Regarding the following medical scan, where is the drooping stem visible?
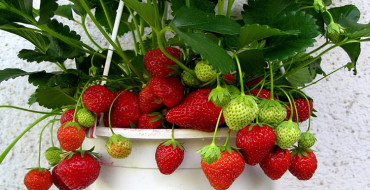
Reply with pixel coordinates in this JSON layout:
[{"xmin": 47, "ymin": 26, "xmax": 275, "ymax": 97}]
[
  {"xmin": 218, "ymin": 0, "xmax": 225, "ymax": 15},
  {"xmin": 268, "ymin": 61, "xmax": 274, "ymax": 100},
  {"xmin": 234, "ymin": 54, "xmax": 245, "ymax": 94},
  {"xmin": 292, "ymin": 90, "xmax": 312, "ymax": 131},
  {"xmin": 276, "ymin": 87, "xmax": 294, "ymax": 121},
  {"xmin": 81, "ymin": 16, "xmax": 104, "ymax": 51},
  {"xmin": 170, "ymin": 124, "xmax": 175, "ymax": 141},
  {"xmin": 0, "ymin": 105, "xmax": 58, "ymax": 115},
  {"xmin": 211, "ymin": 109, "xmax": 224, "ymax": 145},
  {"xmin": 127, "ymin": 7, "xmax": 146, "ymax": 54},
  {"xmin": 300, "ymin": 64, "xmax": 348, "ymax": 90},
  {"xmin": 222, "ymin": 130, "xmax": 231, "ymax": 147},
  {"xmin": 226, "ymin": 0, "xmax": 235, "ymax": 18},
  {"xmin": 0, "ymin": 114, "xmax": 53, "ymax": 164},
  {"xmin": 38, "ymin": 121, "xmax": 51, "ymax": 169}
]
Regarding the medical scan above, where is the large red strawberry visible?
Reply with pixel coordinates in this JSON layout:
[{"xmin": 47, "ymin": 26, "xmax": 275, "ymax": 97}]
[
  {"xmin": 82, "ymin": 85, "xmax": 115, "ymax": 113},
  {"xmin": 57, "ymin": 122, "xmax": 85, "ymax": 151},
  {"xmin": 138, "ymin": 113, "xmax": 162, "ymax": 129},
  {"xmin": 24, "ymin": 169, "xmax": 53, "ymax": 190},
  {"xmin": 52, "ymin": 165, "xmax": 72, "ymax": 190},
  {"xmin": 236, "ymin": 124, "xmax": 276, "ymax": 165},
  {"xmin": 259, "ymin": 146, "xmax": 292, "ymax": 180},
  {"xmin": 289, "ymin": 150, "xmax": 317, "ymax": 180},
  {"xmin": 166, "ymin": 88, "xmax": 224, "ymax": 132},
  {"xmin": 60, "ymin": 109, "xmax": 78, "ymax": 124},
  {"xmin": 286, "ymin": 98, "xmax": 313, "ymax": 122},
  {"xmin": 57, "ymin": 152, "xmax": 101, "ymax": 189},
  {"xmin": 148, "ymin": 76, "xmax": 184, "ymax": 108},
  {"xmin": 155, "ymin": 139, "xmax": 184, "ymax": 175},
  {"xmin": 104, "ymin": 90, "xmax": 141, "ymax": 128},
  {"xmin": 138, "ymin": 86, "xmax": 163, "ymax": 113},
  {"xmin": 201, "ymin": 149, "xmax": 245, "ymax": 190},
  {"xmin": 144, "ymin": 47, "xmax": 181, "ymax": 77}
]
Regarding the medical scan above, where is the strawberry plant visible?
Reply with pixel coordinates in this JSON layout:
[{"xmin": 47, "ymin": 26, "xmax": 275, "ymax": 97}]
[{"xmin": 0, "ymin": 0, "xmax": 369, "ymax": 189}]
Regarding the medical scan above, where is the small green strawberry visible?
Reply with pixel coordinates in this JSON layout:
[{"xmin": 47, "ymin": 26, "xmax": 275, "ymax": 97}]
[
  {"xmin": 45, "ymin": 147, "xmax": 63, "ymax": 166},
  {"xmin": 195, "ymin": 60, "xmax": 217, "ymax": 82},
  {"xmin": 181, "ymin": 70, "xmax": 202, "ymax": 88},
  {"xmin": 223, "ymin": 95, "xmax": 259, "ymax": 131},
  {"xmin": 298, "ymin": 131, "xmax": 316, "ymax": 149},
  {"xmin": 77, "ymin": 108, "xmax": 95, "ymax": 127},
  {"xmin": 258, "ymin": 99, "xmax": 287, "ymax": 127},
  {"xmin": 106, "ymin": 134, "xmax": 132, "ymax": 159},
  {"xmin": 326, "ymin": 22, "xmax": 345, "ymax": 43},
  {"xmin": 275, "ymin": 120, "xmax": 301, "ymax": 149},
  {"xmin": 208, "ymin": 76, "xmax": 231, "ymax": 107}
]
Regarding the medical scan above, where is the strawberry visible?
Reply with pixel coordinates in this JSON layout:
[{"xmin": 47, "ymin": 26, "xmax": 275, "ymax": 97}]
[
  {"xmin": 77, "ymin": 108, "xmax": 95, "ymax": 127},
  {"xmin": 166, "ymin": 88, "xmax": 224, "ymax": 132},
  {"xmin": 201, "ymin": 149, "xmax": 245, "ymax": 190},
  {"xmin": 104, "ymin": 90, "xmax": 141, "ymax": 128},
  {"xmin": 289, "ymin": 150, "xmax": 317, "ymax": 180},
  {"xmin": 181, "ymin": 70, "xmax": 202, "ymax": 88},
  {"xmin": 138, "ymin": 85, "xmax": 163, "ymax": 113},
  {"xmin": 148, "ymin": 76, "xmax": 184, "ymax": 108},
  {"xmin": 82, "ymin": 85, "xmax": 115, "ymax": 113},
  {"xmin": 286, "ymin": 98, "xmax": 313, "ymax": 122},
  {"xmin": 236, "ymin": 124, "xmax": 276, "ymax": 165},
  {"xmin": 52, "ymin": 165, "xmax": 72, "ymax": 190},
  {"xmin": 57, "ymin": 122, "xmax": 85, "ymax": 151},
  {"xmin": 248, "ymin": 88, "xmax": 274, "ymax": 100},
  {"xmin": 57, "ymin": 152, "xmax": 100, "ymax": 189},
  {"xmin": 60, "ymin": 109, "xmax": 77, "ymax": 124},
  {"xmin": 245, "ymin": 76, "xmax": 263, "ymax": 87},
  {"xmin": 275, "ymin": 120, "xmax": 301, "ymax": 149},
  {"xmin": 298, "ymin": 131, "xmax": 316, "ymax": 149},
  {"xmin": 45, "ymin": 147, "xmax": 63, "ymax": 166},
  {"xmin": 155, "ymin": 139, "xmax": 184, "ymax": 175},
  {"xmin": 195, "ymin": 60, "xmax": 217, "ymax": 82},
  {"xmin": 208, "ymin": 83, "xmax": 231, "ymax": 107},
  {"xmin": 24, "ymin": 169, "xmax": 53, "ymax": 190},
  {"xmin": 222, "ymin": 73, "xmax": 235, "ymax": 84},
  {"xmin": 144, "ymin": 47, "xmax": 181, "ymax": 77},
  {"xmin": 223, "ymin": 95, "xmax": 259, "ymax": 131},
  {"xmin": 257, "ymin": 99, "xmax": 287, "ymax": 127},
  {"xmin": 259, "ymin": 146, "xmax": 292, "ymax": 180},
  {"xmin": 138, "ymin": 113, "xmax": 162, "ymax": 129},
  {"xmin": 106, "ymin": 134, "xmax": 132, "ymax": 159}
]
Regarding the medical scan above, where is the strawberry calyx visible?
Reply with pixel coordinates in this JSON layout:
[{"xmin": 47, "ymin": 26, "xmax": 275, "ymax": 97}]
[
  {"xmin": 197, "ymin": 143, "xmax": 221, "ymax": 164},
  {"xmin": 161, "ymin": 139, "xmax": 184, "ymax": 151},
  {"xmin": 106, "ymin": 134, "xmax": 130, "ymax": 147},
  {"xmin": 258, "ymin": 99, "xmax": 285, "ymax": 110},
  {"xmin": 208, "ymin": 77, "xmax": 231, "ymax": 107},
  {"xmin": 26, "ymin": 167, "xmax": 50, "ymax": 173},
  {"xmin": 235, "ymin": 94, "xmax": 258, "ymax": 108},
  {"xmin": 63, "ymin": 121, "xmax": 82, "ymax": 131},
  {"xmin": 146, "ymin": 112, "xmax": 164, "ymax": 123},
  {"xmin": 63, "ymin": 147, "xmax": 100, "ymax": 160},
  {"xmin": 291, "ymin": 146, "xmax": 314, "ymax": 158}
]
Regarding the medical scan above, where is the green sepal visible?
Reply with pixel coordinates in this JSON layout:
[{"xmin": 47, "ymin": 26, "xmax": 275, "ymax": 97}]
[
  {"xmin": 63, "ymin": 146, "xmax": 100, "ymax": 159},
  {"xmin": 208, "ymin": 85, "xmax": 231, "ymax": 107},
  {"xmin": 63, "ymin": 121, "xmax": 81, "ymax": 130},
  {"xmin": 258, "ymin": 99, "xmax": 284, "ymax": 110},
  {"xmin": 219, "ymin": 145, "xmax": 241, "ymax": 156},
  {"xmin": 106, "ymin": 134, "xmax": 129, "ymax": 147},
  {"xmin": 161, "ymin": 139, "xmax": 184, "ymax": 151},
  {"xmin": 147, "ymin": 112, "xmax": 163, "ymax": 123},
  {"xmin": 235, "ymin": 94, "xmax": 258, "ymax": 109},
  {"xmin": 26, "ymin": 167, "xmax": 50, "ymax": 173},
  {"xmin": 290, "ymin": 146, "xmax": 314, "ymax": 158},
  {"xmin": 197, "ymin": 143, "xmax": 221, "ymax": 164}
]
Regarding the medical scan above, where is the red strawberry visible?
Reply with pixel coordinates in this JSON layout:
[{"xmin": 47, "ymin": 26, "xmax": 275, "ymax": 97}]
[
  {"xmin": 289, "ymin": 150, "xmax": 317, "ymax": 180},
  {"xmin": 259, "ymin": 146, "xmax": 292, "ymax": 180},
  {"xmin": 52, "ymin": 166, "xmax": 72, "ymax": 190},
  {"xmin": 166, "ymin": 88, "xmax": 224, "ymax": 132},
  {"xmin": 286, "ymin": 98, "xmax": 313, "ymax": 122},
  {"xmin": 138, "ymin": 113, "xmax": 162, "ymax": 129},
  {"xmin": 57, "ymin": 152, "xmax": 100, "ymax": 189},
  {"xmin": 57, "ymin": 122, "xmax": 85, "ymax": 151},
  {"xmin": 245, "ymin": 77, "xmax": 263, "ymax": 87},
  {"xmin": 144, "ymin": 47, "xmax": 181, "ymax": 77},
  {"xmin": 155, "ymin": 140, "xmax": 184, "ymax": 175},
  {"xmin": 222, "ymin": 73, "xmax": 235, "ymax": 84},
  {"xmin": 247, "ymin": 88, "xmax": 274, "ymax": 100},
  {"xmin": 60, "ymin": 109, "xmax": 78, "ymax": 124},
  {"xmin": 104, "ymin": 90, "xmax": 141, "ymax": 128},
  {"xmin": 201, "ymin": 150, "xmax": 245, "ymax": 190},
  {"xmin": 82, "ymin": 85, "xmax": 115, "ymax": 113},
  {"xmin": 24, "ymin": 169, "xmax": 53, "ymax": 190},
  {"xmin": 149, "ymin": 76, "xmax": 184, "ymax": 108},
  {"xmin": 236, "ymin": 124, "xmax": 276, "ymax": 165},
  {"xmin": 138, "ymin": 86, "xmax": 163, "ymax": 113}
]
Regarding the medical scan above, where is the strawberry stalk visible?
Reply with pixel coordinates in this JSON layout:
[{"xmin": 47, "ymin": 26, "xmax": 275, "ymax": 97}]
[
  {"xmin": 268, "ymin": 61, "xmax": 275, "ymax": 100},
  {"xmin": 218, "ymin": 0, "xmax": 225, "ymax": 15},
  {"xmin": 276, "ymin": 87, "xmax": 294, "ymax": 121},
  {"xmin": 37, "ymin": 120, "xmax": 57, "ymax": 171},
  {"xmin": 226, "ymin": 0, "xmax": 235, "ymax": 18},
  {"xmin": 234, "ymin": 54, "xmax": 245, "ymax": 94},
  {"xmin": 0, "ymin": 105, "xmax": 59, "ymax": 115}
]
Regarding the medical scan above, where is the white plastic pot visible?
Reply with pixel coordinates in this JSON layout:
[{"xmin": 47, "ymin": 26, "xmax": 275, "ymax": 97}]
[{"xmin": 83, "ymin": 127, "xmax": 279, "ymax": 190}]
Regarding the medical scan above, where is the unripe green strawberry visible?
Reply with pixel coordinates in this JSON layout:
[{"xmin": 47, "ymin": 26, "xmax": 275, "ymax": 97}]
[
  {"xmin": 181, "ymin": 70, "xmax": 202, "ymax": 88},
  {"xmin": 298, "ymin": 131, "xmax": 316, "ymax": 149},
  {"xmin": 77, "ymin": 108, "xmax": 95, "ymax": 127},
  {"xmin": 45, "ymin": 147, "xmax": 63, "ymax": 166},
  {"xmin": 326, "ymin": 22, "xmax": 345, "ymax": 43},
  {"xmin": 258, "ymin": 100, "xmax": 287, "ymax": 127},
  {"xmin": 208, "ymin": 85, "xmax": 231, "ymax": 107},
  {"xmin": 106, "ymin": 134, "xmax": 132, "ymax": 159},
  {"xmin": 223, "ymin": 95, "xmax": 259, "ymax": 131},
  {"xmin": 195, "ymin": 61, "xmax": 217, "ymax": 82},
  {"xmin": 275, "ymin": 120, "xmax": 301, "ymax": 149}
]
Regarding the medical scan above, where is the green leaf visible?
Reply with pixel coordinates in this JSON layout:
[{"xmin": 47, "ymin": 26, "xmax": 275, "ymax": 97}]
[
  {"xmin": 238, "ymin": 24, "xmax": 292, "ymax": 50},
  {"xmin": 170, "ymin": 23, "xmax": 236, "ymax": 74},
  {"xmin": 18, "ymin": 49, "xmax": 66, "ymax": 63},
  {"xmin": 170, "ymin": 0, "xmax": 215, "ymax": 15},
  {"xmin": 5, "ymin": 0, "xmax": 33, "ymax": 17},
  {"xmin": 28, "ymin": 92, "xmax": 38, "ymax": 105},
  {"xmin": 0, "ymin": 9, "xmax": 29, "ymax": 24},
  {"xmin": 286, "ymin": 66, "xmax": 315, "ymax": 87},
  {"xmin": 95, "ymin": 2, "xmax": 130, "ymax": 36},
  {"xmin": 340, "ymin": 42, "xmax": 361, "ymax": 74},
  {"xmin": 0, "ymin": 68, "xmax": 27, "ymax": 83},
  {"xmin": 123, "ymin": 0, "xmax": 156, "ymax": 28},
  {"xmin": 171, "ymin": 7, "xmax": 240, "ymax": 35},
  {"xmin": 38, "ymin": 0, "xmax": 58, "ymax": 25},
  {"xmin": 35, "ymin": 87, "xmax": 76, "ymax": 109},
  {"xmin": 54, "ymin": 5, "xmax": 75, "ymax": 20},
  {"xmin": 237, "ymin": 50, "xmax": 266, "ymax": 76},
  {"xmin": 28, "ymin": 71, "xmax": 55, "ymax": 87}
]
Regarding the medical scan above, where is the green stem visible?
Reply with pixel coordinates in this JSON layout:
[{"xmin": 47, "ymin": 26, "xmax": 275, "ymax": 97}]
[
  {"xmin": 211, "ymin": 109, "xmax": 224, "ymax": 145},
  {"xmin": 300, "ymin": 64, "xmax": 348, "ymax": 90},
  {"xmin": 268, "ymin": 61, "xmax": 274, "ymax": 100},
  {"xmin": 276, "ymin": 87, "xmax": 294, "ymax": 121},
  {"xmin": 0, "ymin": 114, "xmax": 53, "ymax": 164},
  {"xmin": 152, "ymin": 0, "xmax": 162, "ymax": 31},
  {"xmin": 226, "ymin": 0, "xmax": 235, "ymax": 18},
  {"xmin": 81, "ymin": 16, "xmax": 104, "ymax": 50},
  {"xmin": 100, "ymin": 0, "xmax": 114, "ymax": 31},
  {"xmin": 170, "ymin": 124, "xmax": 175, "ymax": 141},
  {"xmin": 218, "ymin": 0, "xmax": 225, "ymax": 15},
  {"xmin": 107, "ymin": 89, "xmax": 132, "ymax": 135},
  {"xmin": 50, "ymin": 119, "xmax": 55, "ymax": 147},
  {"xmin": 0, "ymin": 105, "xmax": 60, "ymax": 115},
  {"xmin": 222, "ymin": 130, "xmax": 231, "ymax": 147},
  {"xmin": 128, "ymin": 7, "xmax": 145, "ymax": 54},
  {"xmin": 291, "ymin": 90, "xmax": 312, "ymax": 131},
  {"xmin": 129, "ymin": 24, "xmax": 139, "ymax": 55},
  {"xmin": 185, "ymin": 0, "xmax": 191, "ymax": 7},
  {"xmin": 325, "ymin": 9, "xmax": 335, "ymax": 24},
  {"xmin": 54, "ymin": 61, "xmax": 68, "ymax": 73},
  {"xmin": 234, "ymin": 54, "xmax": 245, "ymax": 94},
  {"xmin": 38, "ymin": 121, "xmax": 51, "ymax": 169}
]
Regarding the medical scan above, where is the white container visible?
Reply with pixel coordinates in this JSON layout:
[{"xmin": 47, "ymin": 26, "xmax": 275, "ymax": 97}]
[{"xmin": 83, "ymin": 127, "xmax": 279, "ymax": 190}]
